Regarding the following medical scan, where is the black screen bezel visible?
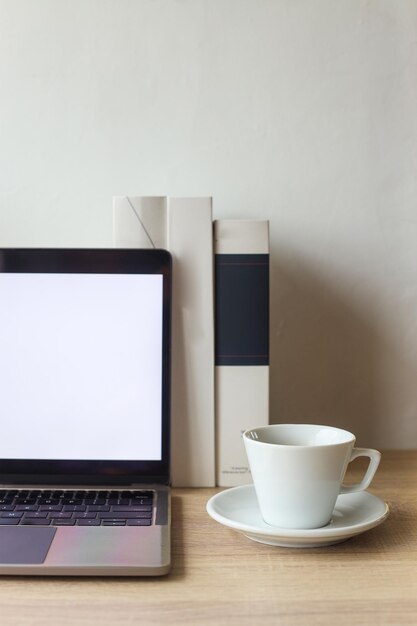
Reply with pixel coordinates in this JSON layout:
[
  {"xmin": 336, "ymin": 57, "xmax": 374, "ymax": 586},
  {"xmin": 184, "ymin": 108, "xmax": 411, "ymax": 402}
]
[{"xmin": 0, "ymin": 248, "xmax": 171, "ymax": 485}]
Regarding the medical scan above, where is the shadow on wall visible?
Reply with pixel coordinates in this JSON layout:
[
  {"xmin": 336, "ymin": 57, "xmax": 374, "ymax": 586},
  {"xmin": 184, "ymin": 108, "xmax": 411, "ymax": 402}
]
[{"xmin": 269, "ymin": 252, "xmax": 407, "ymax": 449}]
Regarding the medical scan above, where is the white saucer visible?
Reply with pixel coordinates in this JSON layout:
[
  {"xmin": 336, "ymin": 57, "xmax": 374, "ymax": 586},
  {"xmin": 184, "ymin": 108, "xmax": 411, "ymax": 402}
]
[{"xmin": 206, "ymin": 485, "xmax": 389, "ymax": 548}]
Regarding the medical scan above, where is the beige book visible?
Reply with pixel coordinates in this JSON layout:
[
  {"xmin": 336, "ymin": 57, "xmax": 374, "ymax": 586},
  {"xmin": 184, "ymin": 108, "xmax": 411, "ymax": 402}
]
[{"xmin": 113, "ymin": 196, "xmax": 215, "ymax": 487}]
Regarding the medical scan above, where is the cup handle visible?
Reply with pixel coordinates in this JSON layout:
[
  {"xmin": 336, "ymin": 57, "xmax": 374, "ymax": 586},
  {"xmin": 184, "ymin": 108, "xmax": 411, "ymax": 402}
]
[{"xmin": 340, "ymin": 447, "xmax": 381, "ymax": 494}]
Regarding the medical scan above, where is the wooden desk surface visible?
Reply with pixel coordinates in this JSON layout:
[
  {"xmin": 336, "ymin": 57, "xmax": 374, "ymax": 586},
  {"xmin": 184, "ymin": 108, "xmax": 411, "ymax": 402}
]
[{"xmin": 1, "ymin": 451, "xmax": 416, "ymax": 626}]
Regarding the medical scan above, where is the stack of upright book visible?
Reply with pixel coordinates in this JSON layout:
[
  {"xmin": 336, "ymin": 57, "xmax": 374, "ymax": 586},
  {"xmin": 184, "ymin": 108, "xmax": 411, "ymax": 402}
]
[{"xmin": 113, "ymin": 196, "xmax": 269, "ymax": 487}]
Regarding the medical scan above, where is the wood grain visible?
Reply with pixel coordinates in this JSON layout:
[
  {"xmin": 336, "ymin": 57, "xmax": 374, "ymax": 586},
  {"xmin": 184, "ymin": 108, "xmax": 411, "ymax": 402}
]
[{"xmin": 0, "ymin": 451, "xmax": 416, "ymax": 626}]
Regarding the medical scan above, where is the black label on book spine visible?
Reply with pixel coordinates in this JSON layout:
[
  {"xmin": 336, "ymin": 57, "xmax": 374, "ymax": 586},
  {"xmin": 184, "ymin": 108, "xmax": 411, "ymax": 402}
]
[{"xmin": 215, "ymin": 253, "xmax": 269, "ymax": 366}]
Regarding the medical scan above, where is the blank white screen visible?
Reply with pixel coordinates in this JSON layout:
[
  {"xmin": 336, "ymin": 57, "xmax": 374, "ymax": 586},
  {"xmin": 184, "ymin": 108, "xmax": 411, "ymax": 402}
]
[{"xmin": 0, "ymin": 273, "xmax": 163, "ymax": 461}]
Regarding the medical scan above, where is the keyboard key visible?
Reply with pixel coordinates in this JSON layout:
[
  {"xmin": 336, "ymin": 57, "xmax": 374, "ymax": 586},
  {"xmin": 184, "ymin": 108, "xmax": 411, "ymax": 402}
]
[
  {"xmin": 39, "ymin": 505, "xmax": 63, "ymax": 512},
  {"xmin": 0, "ymin": 505, "xmax": 15, "ymax": 511},
  {"xmin": 102, "ymin": 521, "xmax": 126, "ymax": 526},
  {"xmin": 88, "ymin": 505, "xmax": 110, "ymax": 512},
  {"xmin": 63, "ymin": 505, "xmax": 86, "ymax": 512},
  {"xmin": 15, "ymin": 504, "xmax": 39, "ymax": 511},
  {"xmin": 1, "ymin": 511, "xmax": 23, "ymax": 519},
  {"xmin": 51, "ymin": 491, "xmax": 65, "ymax": 497},
  {"xmin": 51, "ymin": 519, "xmax": 76, "ymax": 526},
  {"xmin": 0, "ymin": 518, "xmax": 20, "ymax": 525},
  {"xmin": 73, "ymin": 513, "xmax": 97, "ymax": 520},
  {"xmin": 76, "ymin": 519, "xmax": 100, "ymax": 526},
  {"xmin": 126, "ymin": 519, "xmax": 152, "ymax": 526},
  {"xmin": 23, "ymin": 512, "xmax": 48, "ymax": 519},
  {"xmin": 112, "ymin": 505, "xmax": 152, "ymax": 512},
  {"xmin": 98, "ymin": 512, "xmax": 152, "ymax": 520},
  {"xmin": 27, "ymin": 490, "xmax": 40, "ymax": 495},
  {"xmin": 133, "ymin": 491, "xmax": 153, "ymax": 500},
  {"xmin": 21, "ymin": 519, "xmax": 51, "ymax": 525},
  {"xmin": 48, "ymin": 512, "xmax": 72, "ymax": 519}
]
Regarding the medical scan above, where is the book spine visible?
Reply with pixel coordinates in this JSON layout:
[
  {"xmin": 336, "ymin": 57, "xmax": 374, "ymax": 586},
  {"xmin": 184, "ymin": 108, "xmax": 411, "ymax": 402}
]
[
  {"xmin": 166, "ymin": 197, "xmax": 215, "ymax": 487},
  {"xmin": 113, "ymin": 196, "xmax": 215, "ymax": 487},
  {"xmin": 214, "ymin": 220, "xmax": 269, "ymax": 487}
]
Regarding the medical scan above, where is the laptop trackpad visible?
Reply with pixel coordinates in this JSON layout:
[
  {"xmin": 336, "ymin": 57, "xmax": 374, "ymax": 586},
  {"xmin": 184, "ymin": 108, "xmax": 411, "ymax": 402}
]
[{"xmin": 0, "ymin": 527, "xmax": 56, "ymax": 564}]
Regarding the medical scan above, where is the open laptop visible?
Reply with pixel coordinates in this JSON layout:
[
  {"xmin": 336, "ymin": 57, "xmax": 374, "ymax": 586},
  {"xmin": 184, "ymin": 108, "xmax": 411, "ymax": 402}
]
[{"xmin": 0, "ymin": 248, "xmax": 171, "ymax": 576}]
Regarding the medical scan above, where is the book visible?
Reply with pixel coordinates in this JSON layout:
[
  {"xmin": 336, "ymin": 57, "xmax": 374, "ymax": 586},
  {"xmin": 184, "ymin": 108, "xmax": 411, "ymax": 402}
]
[
  {"xmin": 113, "ymin": 196, "xmax": 215, "ymax": 487},
  {"xmin": 214, "ymin": 220, "xmax": 269, "ymax": 487}
]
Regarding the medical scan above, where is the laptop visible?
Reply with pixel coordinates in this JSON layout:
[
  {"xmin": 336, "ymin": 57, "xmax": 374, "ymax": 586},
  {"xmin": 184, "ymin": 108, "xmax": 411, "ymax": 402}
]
[{"xmin": 0, "ymin": 248, "xmax": 171, "ymax": 576}]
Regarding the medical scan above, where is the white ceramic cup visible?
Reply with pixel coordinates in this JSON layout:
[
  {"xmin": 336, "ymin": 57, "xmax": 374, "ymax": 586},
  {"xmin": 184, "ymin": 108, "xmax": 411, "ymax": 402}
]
[{"xmin": 243, "ymin": 424, "xmax": 381, "ymax": 529}]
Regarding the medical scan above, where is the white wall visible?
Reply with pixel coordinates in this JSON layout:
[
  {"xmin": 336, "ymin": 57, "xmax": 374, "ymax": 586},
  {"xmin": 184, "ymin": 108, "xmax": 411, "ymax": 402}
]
[{"xmin": 1, "ymin": 0, "xmax": 416, "ymax": 449}]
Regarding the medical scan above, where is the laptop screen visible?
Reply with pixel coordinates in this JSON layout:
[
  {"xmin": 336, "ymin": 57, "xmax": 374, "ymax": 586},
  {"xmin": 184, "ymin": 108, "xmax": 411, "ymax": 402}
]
[{"xmin": 0, "ymin": 249, "xmax": 171, "ymax": 484}]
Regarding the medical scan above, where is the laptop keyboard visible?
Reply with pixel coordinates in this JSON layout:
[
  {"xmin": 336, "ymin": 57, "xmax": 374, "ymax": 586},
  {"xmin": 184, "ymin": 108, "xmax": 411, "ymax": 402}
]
[{"xmin": 0, "ymin": 489, "xmax": 154, "ymax": 527}]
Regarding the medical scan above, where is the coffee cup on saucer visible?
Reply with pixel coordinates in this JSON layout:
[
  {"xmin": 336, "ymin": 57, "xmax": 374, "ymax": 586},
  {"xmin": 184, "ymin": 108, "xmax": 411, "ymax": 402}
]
[{"xmin": 243, "ymin": 424, "xmax": 381, "ymax": 530}]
